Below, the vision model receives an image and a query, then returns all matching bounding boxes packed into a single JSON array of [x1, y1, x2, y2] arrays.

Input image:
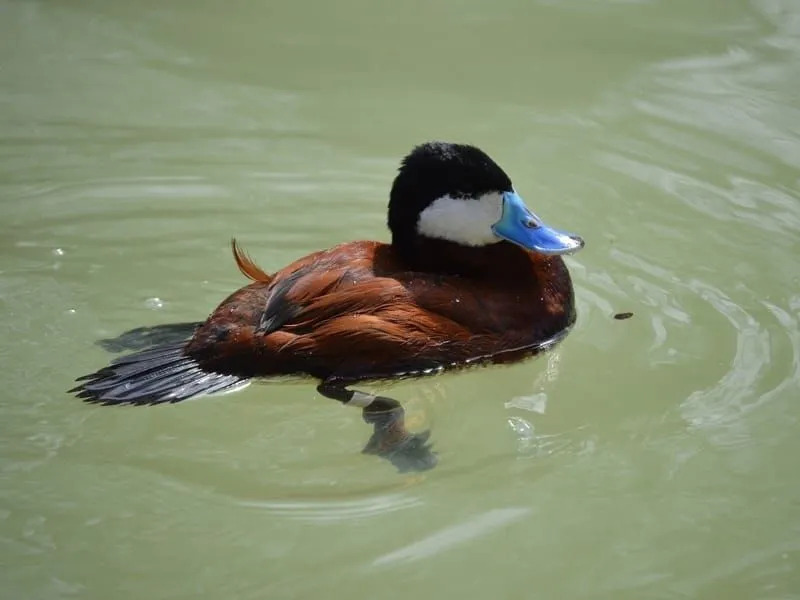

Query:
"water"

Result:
[[1, 0, 799, 598]]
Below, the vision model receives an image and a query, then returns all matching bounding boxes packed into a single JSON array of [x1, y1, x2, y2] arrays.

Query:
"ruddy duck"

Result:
[[72, 142, 584, 471]]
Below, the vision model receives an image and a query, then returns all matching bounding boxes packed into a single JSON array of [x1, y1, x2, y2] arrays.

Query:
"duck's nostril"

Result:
[[522, 218, 539, 229]]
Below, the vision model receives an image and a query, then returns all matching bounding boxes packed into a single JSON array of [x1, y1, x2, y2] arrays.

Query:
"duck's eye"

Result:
[[522, 217, 539, 229]]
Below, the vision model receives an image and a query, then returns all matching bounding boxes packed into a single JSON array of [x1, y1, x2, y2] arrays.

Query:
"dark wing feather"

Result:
[[258, 268, 308, 334]]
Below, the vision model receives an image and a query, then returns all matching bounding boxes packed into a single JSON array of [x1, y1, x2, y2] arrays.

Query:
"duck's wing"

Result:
[[182, 252, 479, 380]]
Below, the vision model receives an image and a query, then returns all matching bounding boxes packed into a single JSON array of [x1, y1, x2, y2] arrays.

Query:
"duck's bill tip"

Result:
[[529, 227, 585, 255], [493, 192, 584, 255]]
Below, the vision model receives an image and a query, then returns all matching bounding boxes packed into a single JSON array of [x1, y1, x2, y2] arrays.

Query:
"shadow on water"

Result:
[[96, 321, 202, 352]]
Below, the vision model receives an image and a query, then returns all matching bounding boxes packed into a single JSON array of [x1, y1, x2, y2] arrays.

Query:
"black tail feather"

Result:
[[71, 341, 249, 405]]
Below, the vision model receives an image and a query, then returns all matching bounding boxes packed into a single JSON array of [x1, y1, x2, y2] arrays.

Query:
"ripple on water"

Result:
[[569, 3, 800, 454], [371, 507, 530, 566], [236, 493, 423, 523], [680, 282, 771, 435], [576, 210, 798, 446]]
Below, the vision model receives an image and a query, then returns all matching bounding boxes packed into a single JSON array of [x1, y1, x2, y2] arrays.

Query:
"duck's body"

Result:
[[186, 238, 574, 383], [73, 142, 583, 471]]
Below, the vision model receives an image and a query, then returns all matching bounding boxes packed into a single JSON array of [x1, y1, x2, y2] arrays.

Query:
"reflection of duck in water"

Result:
[[72, 142, 584, 471]]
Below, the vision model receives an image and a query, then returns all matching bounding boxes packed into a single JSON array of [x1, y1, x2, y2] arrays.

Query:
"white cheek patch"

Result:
[[416, 193, 504, 247]]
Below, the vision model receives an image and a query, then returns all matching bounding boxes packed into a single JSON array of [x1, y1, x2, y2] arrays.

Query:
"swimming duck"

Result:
[[72, 142, 584, 471]]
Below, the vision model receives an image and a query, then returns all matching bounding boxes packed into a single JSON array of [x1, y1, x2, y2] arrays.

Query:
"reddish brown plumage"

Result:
[[231, 238, 272, 283], [71, 140, 582, 476], [185, 239, 575, 383]]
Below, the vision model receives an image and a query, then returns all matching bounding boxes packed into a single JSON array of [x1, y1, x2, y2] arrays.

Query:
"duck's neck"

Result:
[[394, 237, 539, 279]]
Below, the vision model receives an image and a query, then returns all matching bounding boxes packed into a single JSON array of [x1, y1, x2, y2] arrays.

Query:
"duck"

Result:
[[72, 141, 584, 471]]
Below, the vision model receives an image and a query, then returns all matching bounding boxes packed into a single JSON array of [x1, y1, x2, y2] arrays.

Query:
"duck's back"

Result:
[[185, 239, 575, 382]]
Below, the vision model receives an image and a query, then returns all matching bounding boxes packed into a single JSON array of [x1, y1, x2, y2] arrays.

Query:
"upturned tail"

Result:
[[231, 238, 272, 282], [72, 240, 266, 405]]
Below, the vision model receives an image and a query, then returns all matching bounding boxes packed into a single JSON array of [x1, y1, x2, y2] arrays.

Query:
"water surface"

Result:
[[1, 0, 799, 598]]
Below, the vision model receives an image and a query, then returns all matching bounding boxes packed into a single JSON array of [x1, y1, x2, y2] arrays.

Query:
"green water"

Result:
[[2, 0, 799, 598]]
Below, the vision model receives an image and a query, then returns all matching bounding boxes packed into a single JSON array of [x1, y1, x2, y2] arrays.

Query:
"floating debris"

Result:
[[614, 312, 634, 320]]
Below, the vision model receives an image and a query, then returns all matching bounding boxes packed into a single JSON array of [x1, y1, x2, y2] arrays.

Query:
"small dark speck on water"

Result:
[[614, 312, 634, 320]]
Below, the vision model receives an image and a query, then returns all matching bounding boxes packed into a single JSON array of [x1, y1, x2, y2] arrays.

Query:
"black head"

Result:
[[386, 141, 584, 264], [388, 142, 512, 249]]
